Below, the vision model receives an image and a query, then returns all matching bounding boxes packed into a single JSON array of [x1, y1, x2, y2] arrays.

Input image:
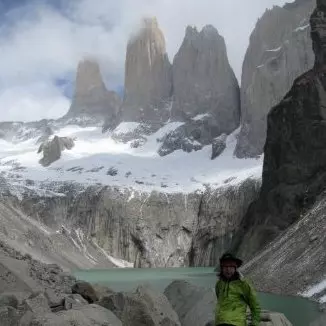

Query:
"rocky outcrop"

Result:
[[66, 58, 121, 121], [121, 18, 172, 123], [158, 25, 240, 156], [164, 280, 215, 326], [172, 25, 240, 130], [235, 0, 315, 158], [232, 0, 326, 263], [38, 135, 75, 167], [100, 285, 181, 326]]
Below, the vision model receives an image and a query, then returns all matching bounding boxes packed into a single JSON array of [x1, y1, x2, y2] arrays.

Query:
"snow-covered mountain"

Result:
[[0, 0, 325, 307], [0, 121, 262, 196]]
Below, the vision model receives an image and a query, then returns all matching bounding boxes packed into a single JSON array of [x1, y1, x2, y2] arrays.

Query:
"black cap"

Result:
[[219, 252, 243, 268]]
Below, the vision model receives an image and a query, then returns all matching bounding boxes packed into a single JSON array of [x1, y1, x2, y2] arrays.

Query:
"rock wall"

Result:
[[232, 0, 326, 264], [66, 58, 121, 120], [121, 18, 173, 123], [235, 0, 315, 158], [2, 177, 260, 269], [172, 25, 240, 133]]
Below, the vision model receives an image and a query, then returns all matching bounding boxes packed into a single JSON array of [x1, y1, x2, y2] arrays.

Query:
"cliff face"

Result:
[[121, 18, 173, 123], [66, 59, 121, 120], [156, 25, 240, 156], [0, 177, 260, 269], [172, 25, 240, 133], [235, 0, 315, 158], [233, 0, 326, 264]]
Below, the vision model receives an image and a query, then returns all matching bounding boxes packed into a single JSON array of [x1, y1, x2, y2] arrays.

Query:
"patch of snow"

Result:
[[301, 278, 326, 297], [294, 24, 309, 32], [192, 113, 210, 121], [266, 46, 282, 52], [113, 122, 140, 135], [0, 123, 263, 195], [92, 241, 133, 268], [321, 294, 326, 303]]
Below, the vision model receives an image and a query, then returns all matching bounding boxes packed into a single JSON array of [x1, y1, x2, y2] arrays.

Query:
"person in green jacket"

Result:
[[215, 253, 261, 326]]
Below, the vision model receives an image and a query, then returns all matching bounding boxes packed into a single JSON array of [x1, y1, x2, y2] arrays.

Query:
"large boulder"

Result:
[[38, 135, 74, 167], [164, 280, 213, 325], [99, 284, 180, 326], [121, 17, 172, 123], [235, 0, 315, 158], [28, 304, 122, 326], [164, 280, 216, 326], [71, 281, 99, 304]]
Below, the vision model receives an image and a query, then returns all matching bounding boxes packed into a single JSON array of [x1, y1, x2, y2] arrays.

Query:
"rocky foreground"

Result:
[[0, 240, 298, 326]]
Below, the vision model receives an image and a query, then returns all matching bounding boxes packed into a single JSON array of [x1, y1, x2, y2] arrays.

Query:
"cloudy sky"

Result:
[[0, 0, 293, 122]]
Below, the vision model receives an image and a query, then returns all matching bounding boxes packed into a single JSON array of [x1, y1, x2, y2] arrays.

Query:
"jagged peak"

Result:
[[200, 24, 220, 38], [184, 25, 199, 39], [141, 16, 159, 30]]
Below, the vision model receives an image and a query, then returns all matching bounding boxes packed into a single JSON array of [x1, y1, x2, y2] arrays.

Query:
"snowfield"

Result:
[[0, 122, 263, 194]]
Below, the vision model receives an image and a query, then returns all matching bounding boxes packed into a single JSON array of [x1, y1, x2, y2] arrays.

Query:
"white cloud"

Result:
[[0, 0, 293, 122]]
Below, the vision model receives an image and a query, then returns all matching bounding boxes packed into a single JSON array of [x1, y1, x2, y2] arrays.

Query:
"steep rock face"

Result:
[[4, 177, 260, 268], [233, 0, 326, 262], [235, 0, 315, 158], [242, 192, 326, 300], [66, 59, 121, 120], [172, 25, 240, 131], [159, 25, 240, 156], [122, 18, 172, 123], [188, 179, 261, 267]]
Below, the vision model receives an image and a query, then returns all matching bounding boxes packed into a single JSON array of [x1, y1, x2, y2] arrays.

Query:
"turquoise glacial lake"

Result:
[[74, 267, 322, 326]]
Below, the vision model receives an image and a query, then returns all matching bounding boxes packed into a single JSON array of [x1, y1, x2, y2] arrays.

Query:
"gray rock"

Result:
[[24, 293, 51, 315], [121, 17, 172, 123], [235, 0, 315, 158], [71, 281, 98, 303], [257, 311, 293, 325], [164, 280, 210, 325], [100, 284, 180, 326], [53, 304, 122, 326], [44, 289, 64, 308], [63, 294, 88, 310], [0, 306, 19, 326], [19, 311, 34, 326], [38, 135, 75, 167], [0, 294, 19, 309], [66, 59, 121, 120], [211, 134, 227, 160], [183, 290, 216, 326], [92, 284, 114, 301], [172, 25, 240, 134]]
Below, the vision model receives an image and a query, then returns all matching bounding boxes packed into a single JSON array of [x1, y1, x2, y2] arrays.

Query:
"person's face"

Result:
[[221, 262, 237, 279]]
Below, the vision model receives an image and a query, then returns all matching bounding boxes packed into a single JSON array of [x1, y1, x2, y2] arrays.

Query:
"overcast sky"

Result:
[[0, 0, 293, 122]]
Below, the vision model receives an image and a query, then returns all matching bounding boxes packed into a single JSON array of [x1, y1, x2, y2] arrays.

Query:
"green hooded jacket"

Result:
[[215, 273, 261, 326]]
